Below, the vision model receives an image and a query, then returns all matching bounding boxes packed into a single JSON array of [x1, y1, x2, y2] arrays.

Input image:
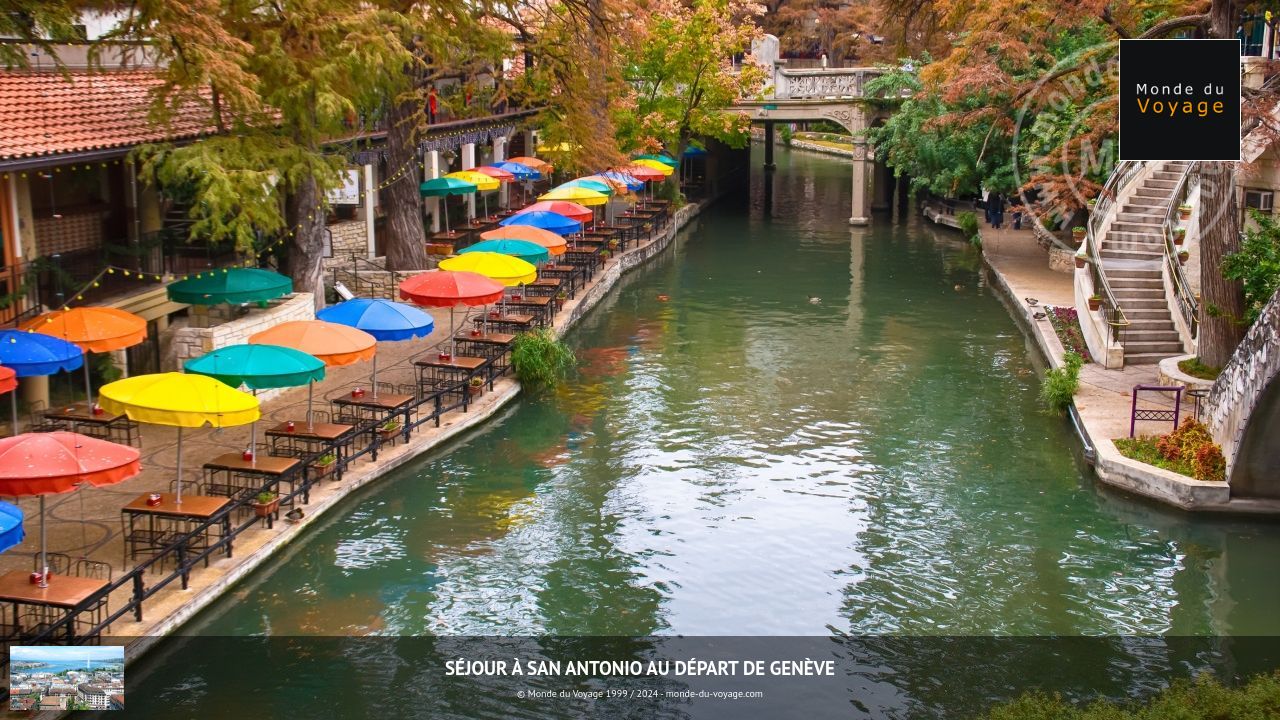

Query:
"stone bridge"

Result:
[[1205, 287, 1280, 498], [732, 38, 899, 224]]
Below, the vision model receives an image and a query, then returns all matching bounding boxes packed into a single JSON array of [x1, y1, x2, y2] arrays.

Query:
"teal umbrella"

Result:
[[557, 179, 613, 196], [184, 343, 326, 457], [167, 268, 292, 306], [634, 153, 678, 167], [420, 177, 478, 234], [459, 239, 550, 265]]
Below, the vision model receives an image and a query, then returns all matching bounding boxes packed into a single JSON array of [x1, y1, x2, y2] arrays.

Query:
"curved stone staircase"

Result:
[[1098, 161, 1189, 364]]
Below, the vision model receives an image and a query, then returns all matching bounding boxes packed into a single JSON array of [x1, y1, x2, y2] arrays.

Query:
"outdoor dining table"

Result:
[[526, 277, 563, 298], [502, 295, 555, 326], [264, 421, 356, 482], [120, 492, 233, 566], [429, 229, 472, 248], [415, 355, 491, 411], [39, 402, 139, 446], [471, 312, 535, 334], [330, 393, 415, 445], [202, 453, 303, 504], [0, 570, 110, 641], [453, 331, 515, 375], [562, 249, 603, 278], [539, 265, 582, 297]]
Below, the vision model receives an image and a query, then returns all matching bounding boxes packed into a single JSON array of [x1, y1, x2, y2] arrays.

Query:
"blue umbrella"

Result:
[[317, 299, 435, 398], [682, 146, 707, 157], [0, 330, 85, 435], [558, 179, 614, 196], [493, 161, 541, 181], [460, 239, 551, 265], [602, 171, 645, 191], [500, 211, 583, 236], [0, 501, 24, 554]]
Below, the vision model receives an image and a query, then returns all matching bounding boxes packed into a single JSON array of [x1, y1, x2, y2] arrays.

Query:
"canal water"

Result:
[[129, 150, 1280, 718]]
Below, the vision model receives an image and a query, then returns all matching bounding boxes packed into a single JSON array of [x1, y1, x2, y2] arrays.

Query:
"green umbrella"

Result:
[[459, 239, 550, 265], [167, 268, 293, 306], [420, 177, 478, 234], [634, 153, 678, 167], [184, 343, 326, 463]]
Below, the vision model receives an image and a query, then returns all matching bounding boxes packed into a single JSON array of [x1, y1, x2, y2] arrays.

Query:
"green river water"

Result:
[[129, 150, 1280, 718]]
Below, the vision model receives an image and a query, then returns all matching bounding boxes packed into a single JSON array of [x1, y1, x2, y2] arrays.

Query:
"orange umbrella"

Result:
[[507, 156, 552, 173], [22, 307, 147, 406], [0, 431, 141, 586], [481, 226, 567, 256], [249, 320, 376, 427]]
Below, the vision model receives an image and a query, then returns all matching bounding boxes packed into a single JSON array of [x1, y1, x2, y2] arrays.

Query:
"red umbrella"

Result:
[[399, 271, 504, 355], [0, 365, 16, 437], [473, 166, 516, 182], [513, 201, 593, 224], [0, 432, 141, 586]]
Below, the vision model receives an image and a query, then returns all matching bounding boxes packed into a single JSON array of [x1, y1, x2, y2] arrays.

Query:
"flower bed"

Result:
[[1045, 305, 1092, 362], [1113, 419, 1226, 482]]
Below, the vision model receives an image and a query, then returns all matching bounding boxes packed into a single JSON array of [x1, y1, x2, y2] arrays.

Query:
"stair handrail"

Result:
[[1085, 160, 1141, 344], [1161, 164, 1200, 339]]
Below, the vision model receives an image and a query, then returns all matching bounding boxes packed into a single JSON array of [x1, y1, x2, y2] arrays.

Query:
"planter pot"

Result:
[[1179, 209, 1192, 220], [426, 242, 454, 256], [377, 425, 402, 440], [1088, 298, 1102, 311], [1074, 256, 1087, 269], [1173, 235, 1184, 246], [1178, 254, 1189, 265], [468, 384, 484, 397], [310, 461, 337, 479], [1072, 230, 1085, 241], [252, 499, 280, 518]]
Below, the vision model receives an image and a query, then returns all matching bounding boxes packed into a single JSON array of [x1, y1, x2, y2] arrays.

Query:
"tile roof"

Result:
[[0, 69, 216, 162]]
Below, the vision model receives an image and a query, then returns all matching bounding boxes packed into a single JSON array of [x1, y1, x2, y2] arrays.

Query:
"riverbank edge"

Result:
[[923, 217, 1279, 514], [119, 201, 705, 662]]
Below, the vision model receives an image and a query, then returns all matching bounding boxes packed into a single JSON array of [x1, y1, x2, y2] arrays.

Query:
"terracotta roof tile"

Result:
[[0, 69, 216, 162]]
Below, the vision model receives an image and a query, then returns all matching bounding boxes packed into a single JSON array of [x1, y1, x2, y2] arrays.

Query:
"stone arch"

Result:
[[1231, 372, 1280, 497]]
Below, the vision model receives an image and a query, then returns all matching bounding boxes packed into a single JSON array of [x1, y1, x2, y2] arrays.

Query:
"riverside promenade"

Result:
[[0, 202, 702, 657], [979, 225, 1280, 514]]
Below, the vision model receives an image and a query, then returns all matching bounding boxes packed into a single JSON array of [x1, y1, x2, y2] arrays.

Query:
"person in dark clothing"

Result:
[[990, 193, 1005, 229]]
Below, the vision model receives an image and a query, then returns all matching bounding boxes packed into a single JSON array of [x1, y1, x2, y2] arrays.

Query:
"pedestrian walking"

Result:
[[990, 192, 1005, 230]]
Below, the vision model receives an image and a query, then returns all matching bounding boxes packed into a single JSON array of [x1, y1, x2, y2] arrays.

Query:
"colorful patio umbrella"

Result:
[[474, 166, 516, 182], [444, 171, 500, 219], [481, 226, 568, 256], [0, 431, 141, 584], [167, 268, 293, 306], [439, 252, 537, 286], [492, 161, 541, 181], [616, 164, 666, 182], [399, 271, 505, 355], [633, 158, 675, 176], [536, 187, 608, 207], [557, 179, 614, 196], [317, 299, 434, 400], [249, 320, 377, 427], [460, 239, 550, 265], [185, 343, 326, 454], [500, 211, 583, 236], [682, 146, 707, 157], [99, 372, 258, 503], [514, 201, 593, 224], [578, 175, 629, 195], [634, 153, 678, 167], [0, 500, 23, 554], [23, 306, 147, 407], [507, 157, 552, 173], [0, 365, 17, 436], [602, 170, 645, 191], [419, 176, 478, 234], [0, 331, 85, 436]]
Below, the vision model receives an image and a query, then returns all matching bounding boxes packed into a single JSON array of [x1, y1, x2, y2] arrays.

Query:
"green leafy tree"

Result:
[[1223, 209, 1280, 324]]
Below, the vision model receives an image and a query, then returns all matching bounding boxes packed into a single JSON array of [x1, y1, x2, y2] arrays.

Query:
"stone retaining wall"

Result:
[[1205, 288, 1280, 478], [322, 220, 368, 269]]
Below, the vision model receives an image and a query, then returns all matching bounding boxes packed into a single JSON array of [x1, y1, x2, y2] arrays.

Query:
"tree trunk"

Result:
[[1197, 161, 1247, 367], [1207, 0, 1239, 40], [286, 174, 327, 312], [382, 90, 428, 271]]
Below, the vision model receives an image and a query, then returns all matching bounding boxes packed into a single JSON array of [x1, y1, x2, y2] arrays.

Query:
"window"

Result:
[[1244, 188, 1274, 213]]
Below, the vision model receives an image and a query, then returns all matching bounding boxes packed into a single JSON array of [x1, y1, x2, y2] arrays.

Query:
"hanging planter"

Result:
[[1178, 204, 1192, 220], [1075, 253, 1088, 269], [1088, 294, 1102, 311], [1173, 228, 1186, 245], [1072, 227, 1086, 241], [1178, 250, 1190, 265]]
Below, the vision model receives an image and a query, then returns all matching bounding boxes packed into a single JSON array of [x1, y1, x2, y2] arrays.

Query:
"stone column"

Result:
[[362, 163, 376, 258], [462, 142, 476, 218], [849, 144, 871, 226], [426, 151, 441, 233], [493, 136, 509, 208], [763, 122, 776, 171]]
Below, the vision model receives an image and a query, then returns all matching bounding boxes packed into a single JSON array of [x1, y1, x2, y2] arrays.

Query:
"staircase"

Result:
[[1098, 161, 1189, 364]]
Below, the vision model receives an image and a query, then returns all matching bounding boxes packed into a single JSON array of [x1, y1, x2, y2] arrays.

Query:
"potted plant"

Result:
[[1178, 204, 1192, 220], [608, 239, 620, 250], [1074, 252, 1088, 269], [1178, 249, 1190, 264], [311, 452, 337, 478], [556, 290, 568, 302], [1088, 294, 1102, 311], [251, 491, 279, 518], [1173, 227, 1186, 245], [468, 376, 485, 397], [1086, 198, 1097, 209], [1071, 226, 1085, 241], [377, 419, 401, 440]]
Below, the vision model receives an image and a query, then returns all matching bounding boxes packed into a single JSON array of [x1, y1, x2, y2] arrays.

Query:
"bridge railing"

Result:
[[770, 67, 884, 100]]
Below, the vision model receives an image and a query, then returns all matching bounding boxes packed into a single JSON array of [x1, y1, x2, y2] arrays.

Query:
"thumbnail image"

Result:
[[8, 646, 124, 712]]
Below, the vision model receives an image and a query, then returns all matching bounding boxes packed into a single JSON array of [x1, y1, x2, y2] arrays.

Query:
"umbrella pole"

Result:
[[83, 356, 93, 407], [250, 390, 257, 468], [38, 495, 48, 587], [450, 308, 456, 357], [371, 355, 379, 400], [483, 193, 489, 219], [175, 427, 184, 506], [307, 381, 315, 431], [11, 392, 17, 437], [444, 200, 451, 235]]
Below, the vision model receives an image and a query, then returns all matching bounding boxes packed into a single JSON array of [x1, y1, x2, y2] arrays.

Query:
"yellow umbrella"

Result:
[[444, 171, 500, 191], [438, 252, 537, 286], [99, 372, 260, 502], [538, 186, 608, 206], [633, 158, 674, 176], [579, 174, 630, 195]]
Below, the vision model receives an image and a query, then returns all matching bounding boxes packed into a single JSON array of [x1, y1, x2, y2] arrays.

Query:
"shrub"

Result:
[[1222, 208, 1280, 324], [779, 124, 793, 146], [983, 672, 1280, 719], [1117, 419, 1226, 482], [511, 328, 575, 392], [957, 211, 980, 244], [1046, 306, 1092, 361], [1177, 357, 1221, 380], [1040, 350, 1083, 413]]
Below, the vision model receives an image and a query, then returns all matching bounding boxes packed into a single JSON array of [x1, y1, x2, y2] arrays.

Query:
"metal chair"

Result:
[[168, 479, 202, 497], [32, 551, 72, 576], [71, 559, 113, 635], [27, 401, 63, 433]]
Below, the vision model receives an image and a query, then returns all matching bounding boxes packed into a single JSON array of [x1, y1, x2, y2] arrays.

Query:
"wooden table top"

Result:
[[455, 331, 515, 345], [0, 570, 109, 609], [473, 313, 534, 324], [265, 421, 354, 441], [203, 453, 301, 475], [505, 295, 552, 306], [415, 354, 488, 371], [331, 393, 415, 410], [582, 229, 618, 238], [530, 278, 562, 287], [43, 402, 123, 425], [121, 492, 231, 520], [429, 230, 467, 242], [539, 265, 579, 274]]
